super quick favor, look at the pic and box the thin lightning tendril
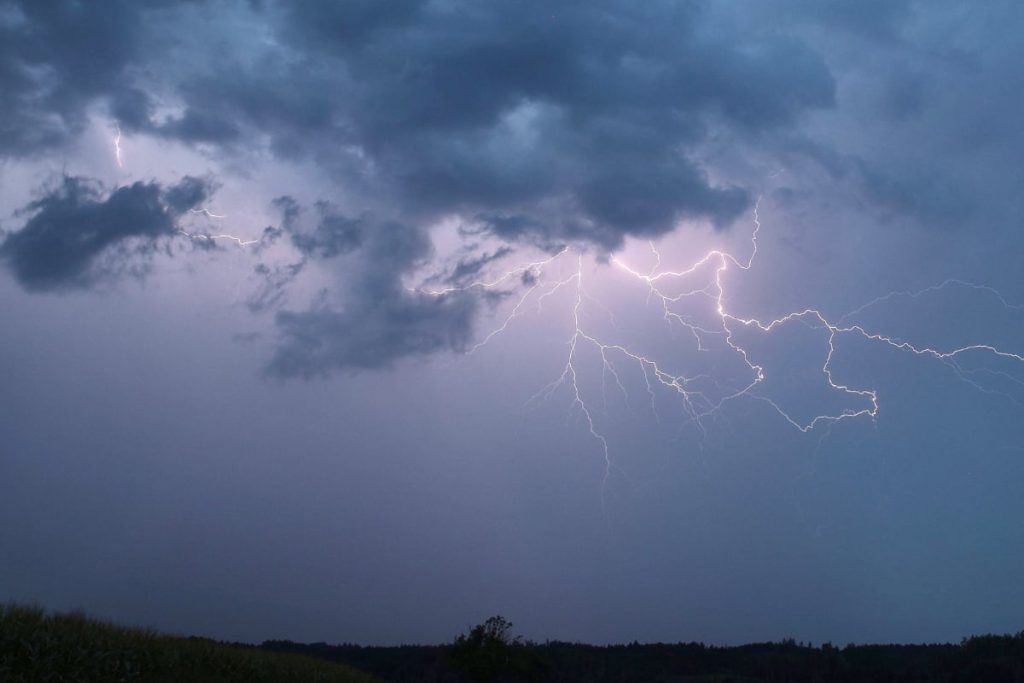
[190,208,228,220]
[108,123,253,247]
[179,209,259,247]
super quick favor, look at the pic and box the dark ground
[263,633,1024,683]
[5,604,1024,682]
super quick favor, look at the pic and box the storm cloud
[159,0,835,246]
[2,0,1020,375]
[4,0,1024,651]
[0,175,210,291]
[172,0,836,373]
[0,0,164,156]
[268,218,478,377]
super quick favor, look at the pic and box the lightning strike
[189,208,228,219]
[177,230,260,247]
[113,124,123,168]
[421,201,1024,500]
[180,209,259,247]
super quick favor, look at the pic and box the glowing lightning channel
[178,230,260,247]
[421,201,1024,499]
[611,201,1023,432]
[113,124,124,168]
[179,209,260,247]
[189,208,228,219]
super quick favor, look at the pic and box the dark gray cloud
[146,0,836,248]
[246,197,366,314]
[0,0,836,374]
[0,175,210,291]
[268,218,478,377]
[241,195,478,373]
[288,201,366,260]
[0,0,163,156]
[270,291,477,377]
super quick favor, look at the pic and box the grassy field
[0,604,377,682]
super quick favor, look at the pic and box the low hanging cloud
[243,196,479,375]
[245,196,367,313]
[284,199,366,260]
[268,218,479,377]
[0,175,211,291]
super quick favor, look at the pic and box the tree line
[262,616,1024,682]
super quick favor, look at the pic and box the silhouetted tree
[447,616,547,683]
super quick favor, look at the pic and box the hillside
[0,604,376,683]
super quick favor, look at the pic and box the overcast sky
[2,0,1024,646]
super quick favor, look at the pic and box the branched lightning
[417,201,1024,501]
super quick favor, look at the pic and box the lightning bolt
[189,208,228,220]
[109,124,253,247]
[179,209,260,247]
[113,124,124,168]
[419,201,1024,504]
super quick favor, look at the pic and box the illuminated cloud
[1,0,1021,375]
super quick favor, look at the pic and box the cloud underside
[7,0,1002,376]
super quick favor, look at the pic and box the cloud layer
[3,0,1020,374]
[163,1,834,246]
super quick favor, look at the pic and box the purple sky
[2,0,1024,646]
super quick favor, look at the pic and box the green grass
[0,604,377,682]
